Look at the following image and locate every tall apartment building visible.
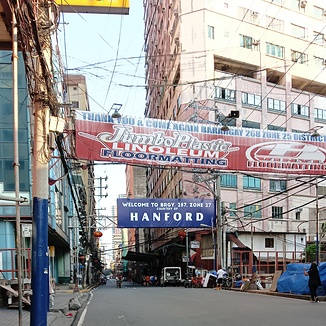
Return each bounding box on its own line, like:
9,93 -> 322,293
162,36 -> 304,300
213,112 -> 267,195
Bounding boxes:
143,0 -> 326,274
64,74 -> 98,285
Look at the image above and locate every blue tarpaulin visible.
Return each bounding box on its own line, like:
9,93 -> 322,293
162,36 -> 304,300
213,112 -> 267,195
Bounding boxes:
277,262 -> 326,294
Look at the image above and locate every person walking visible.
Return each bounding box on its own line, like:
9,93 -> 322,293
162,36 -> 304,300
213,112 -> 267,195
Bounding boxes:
216,266 -> 225,290
304,262 -> 322,303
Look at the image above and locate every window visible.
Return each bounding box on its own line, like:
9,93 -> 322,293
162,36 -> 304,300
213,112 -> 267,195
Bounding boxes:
313,6 -> 325,19
215,87 -> 236,102
268,124 -> 286,132
220,174 -> 237,188
267,98 -> 286,112
238,7 -> 259,23
313,32 -> 325,45
290,0 -> 299,9
240,34 -> 253,49
266,16 -> 284,32
244,204 -> 262,218
229,203 -> 237,217
315,108 -> 326,121
242,92 -> 261,107
208,25 -> 215,39
269,179 -> 287,192
314,56 -> 325,66
266,42 -> 284,58
291,103 -> 309,117
291,24 -> 306,38
265,238 -> 274,248
291,50 -> 308,64
272,206 -> 283,219
242,120 -> 260,129
295,210 -> 301,220
71,101 -> 79,108
243,176 -> 261,190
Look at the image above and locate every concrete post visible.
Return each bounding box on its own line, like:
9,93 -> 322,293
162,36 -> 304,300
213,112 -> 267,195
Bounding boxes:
30,72 -> 50,326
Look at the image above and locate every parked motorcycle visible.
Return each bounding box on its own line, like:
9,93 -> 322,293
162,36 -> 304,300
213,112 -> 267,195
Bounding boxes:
222,273 -> 242,290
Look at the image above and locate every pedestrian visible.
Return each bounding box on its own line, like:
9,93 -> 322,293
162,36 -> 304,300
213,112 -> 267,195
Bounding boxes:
216,266 -> 225,290
304,262 -> 322,303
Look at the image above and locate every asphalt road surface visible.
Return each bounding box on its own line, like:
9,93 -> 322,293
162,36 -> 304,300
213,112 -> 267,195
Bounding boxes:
74,279 -> 325,326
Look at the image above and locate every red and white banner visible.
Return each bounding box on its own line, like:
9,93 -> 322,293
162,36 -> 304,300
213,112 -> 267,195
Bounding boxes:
74,110 -> 326,175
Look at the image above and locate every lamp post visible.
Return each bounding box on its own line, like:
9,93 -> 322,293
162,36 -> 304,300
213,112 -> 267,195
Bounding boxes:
316,180 -> 319,264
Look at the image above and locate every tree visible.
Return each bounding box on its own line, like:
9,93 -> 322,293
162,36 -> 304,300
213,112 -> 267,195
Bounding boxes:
305,244 -> 316,262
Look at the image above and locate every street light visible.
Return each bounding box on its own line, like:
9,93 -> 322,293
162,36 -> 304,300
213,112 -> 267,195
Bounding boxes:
109,103 -> 122,119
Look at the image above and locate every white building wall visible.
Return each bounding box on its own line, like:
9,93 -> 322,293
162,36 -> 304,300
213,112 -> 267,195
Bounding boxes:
144,0 -> 326,261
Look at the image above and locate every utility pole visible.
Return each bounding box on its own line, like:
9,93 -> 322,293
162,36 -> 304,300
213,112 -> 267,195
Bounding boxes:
12,6 -> 24,325
216,174 -> 222,269
30,3 -> 51,325
30,65 -> 50,325
316,180 -> 319,265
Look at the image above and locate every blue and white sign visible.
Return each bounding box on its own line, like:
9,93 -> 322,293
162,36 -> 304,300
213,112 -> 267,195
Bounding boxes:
117,198 -> 216,228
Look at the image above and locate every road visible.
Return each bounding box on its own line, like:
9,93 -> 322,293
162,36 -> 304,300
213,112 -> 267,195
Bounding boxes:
74,279 -> 325,326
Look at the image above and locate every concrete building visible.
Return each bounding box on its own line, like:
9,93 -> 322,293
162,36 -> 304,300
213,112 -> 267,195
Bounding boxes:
143,0 -> 326,275
124,165 -> 149,281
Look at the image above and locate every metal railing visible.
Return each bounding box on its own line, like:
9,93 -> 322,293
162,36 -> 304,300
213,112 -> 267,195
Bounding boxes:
0,248 -> 31,280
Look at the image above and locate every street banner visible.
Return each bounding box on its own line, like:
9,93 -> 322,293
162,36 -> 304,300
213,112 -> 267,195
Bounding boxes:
56,0 -> 129,14
117,198 -> 216,228
74,110 -> 326,175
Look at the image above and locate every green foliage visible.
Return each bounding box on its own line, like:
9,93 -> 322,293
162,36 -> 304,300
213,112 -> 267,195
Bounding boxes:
305,244 -> 316,262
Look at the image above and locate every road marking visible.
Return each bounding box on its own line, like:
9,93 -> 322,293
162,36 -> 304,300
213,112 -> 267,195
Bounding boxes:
77,292 -> 93,326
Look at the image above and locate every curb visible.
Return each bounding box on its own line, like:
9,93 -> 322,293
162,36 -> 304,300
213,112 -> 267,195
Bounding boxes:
233,288 -> 326,301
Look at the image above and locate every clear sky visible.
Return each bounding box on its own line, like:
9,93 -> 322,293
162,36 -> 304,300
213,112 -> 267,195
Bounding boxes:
57,0 -> 145,208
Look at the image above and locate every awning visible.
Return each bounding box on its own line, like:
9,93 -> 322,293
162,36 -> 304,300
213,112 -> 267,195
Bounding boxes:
122,251 -> 160,262
227,233 -> 247,249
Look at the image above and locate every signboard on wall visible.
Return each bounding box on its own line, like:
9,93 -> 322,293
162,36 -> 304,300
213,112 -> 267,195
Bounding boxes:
117,198 -> 216,228
74,110 -> 326,175
56,0 -> 129,14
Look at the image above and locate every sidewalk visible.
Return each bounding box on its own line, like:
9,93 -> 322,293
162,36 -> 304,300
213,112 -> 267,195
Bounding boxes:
232,286 -> 325,302
0,283 -> 94,326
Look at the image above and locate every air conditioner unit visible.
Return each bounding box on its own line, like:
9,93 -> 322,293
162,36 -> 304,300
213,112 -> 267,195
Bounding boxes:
252,11 -> 259,16
300,0 -> 307,8
174,37 -> 180,44
252,39 -> 260,46
174,9 -> 178,16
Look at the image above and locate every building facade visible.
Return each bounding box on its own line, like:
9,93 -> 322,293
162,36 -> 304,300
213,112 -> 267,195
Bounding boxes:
143,0 -> 326,275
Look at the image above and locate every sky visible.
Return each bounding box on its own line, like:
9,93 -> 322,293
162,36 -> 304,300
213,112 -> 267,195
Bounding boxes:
57,0 -> 145,208
57,1 -> 146,253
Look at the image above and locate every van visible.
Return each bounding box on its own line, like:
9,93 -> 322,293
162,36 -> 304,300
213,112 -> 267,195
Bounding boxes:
160,267 -> 182,287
